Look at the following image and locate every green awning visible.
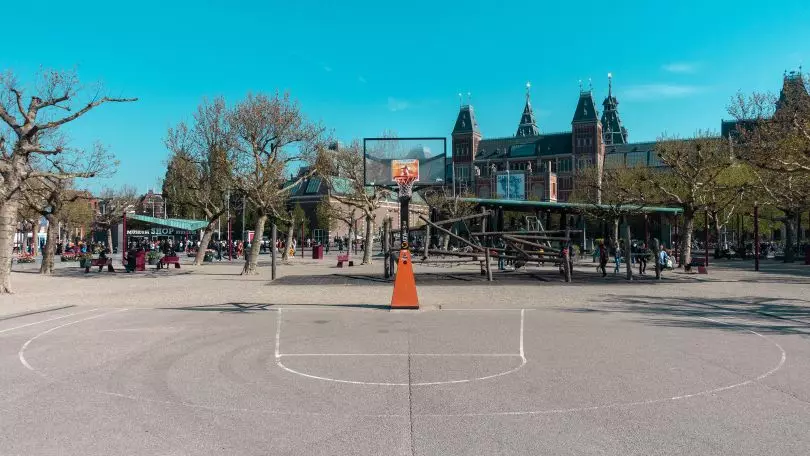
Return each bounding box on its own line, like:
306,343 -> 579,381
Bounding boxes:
126,213 -> 210,231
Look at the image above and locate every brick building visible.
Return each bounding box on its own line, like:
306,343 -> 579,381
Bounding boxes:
451,76 -> 665,202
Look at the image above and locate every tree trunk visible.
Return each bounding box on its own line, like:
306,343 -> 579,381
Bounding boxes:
362,214 -> 374,265
40,216 -> 57,274
612,217 -> 620,248
681,211 -> 695,267
0,199 -> 21,293
21,223 -> 29,255
442,233 -> 450,250
106,227 -> 114,252
711,212 -> 721,258
242,214 -> 267,275
194,225 -> 215,266
282,221 -> 294,261
784,209 -> 796,263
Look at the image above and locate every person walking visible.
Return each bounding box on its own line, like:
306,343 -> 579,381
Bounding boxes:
613,244 -> 622,274
638,242 -> 649,276
655,244 -> 669,280
598,242 -> 608,277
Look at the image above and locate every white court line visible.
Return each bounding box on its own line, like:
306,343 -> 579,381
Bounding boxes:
519,308 -> 525,361
19,309 -> 128,371
279,353 -> 521,357
0,308 -> 100,335
417,315 -> 788,417
274,308 -> 527,386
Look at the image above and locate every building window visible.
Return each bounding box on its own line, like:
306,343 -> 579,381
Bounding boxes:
557,157 -> 572,173
305,178 -> 321,194
455,165 -> 470,182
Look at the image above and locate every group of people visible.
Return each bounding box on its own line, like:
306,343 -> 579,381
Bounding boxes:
596,241 -> 671,279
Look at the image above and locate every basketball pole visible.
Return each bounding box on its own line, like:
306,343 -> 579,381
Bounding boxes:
390,170 -> 419,309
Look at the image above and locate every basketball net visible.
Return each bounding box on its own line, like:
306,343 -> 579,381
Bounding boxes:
393,175 -> 417,199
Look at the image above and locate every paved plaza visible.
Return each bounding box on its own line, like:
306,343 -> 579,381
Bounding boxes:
1,254 -> 810,455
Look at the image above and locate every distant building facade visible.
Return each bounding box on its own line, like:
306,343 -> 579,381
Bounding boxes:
451,72 -> 806,201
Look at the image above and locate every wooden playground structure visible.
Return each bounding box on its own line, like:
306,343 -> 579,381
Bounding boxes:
382,209 -> 580,283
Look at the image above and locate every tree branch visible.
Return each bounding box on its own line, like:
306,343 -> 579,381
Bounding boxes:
38,96 -> 138,131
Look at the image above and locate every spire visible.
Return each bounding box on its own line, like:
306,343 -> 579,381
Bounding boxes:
516,81 -> 540,137
572,80 -> 599,124
452,101 -> 481,137
776,69 -> 810,113
601,72 -> 628,145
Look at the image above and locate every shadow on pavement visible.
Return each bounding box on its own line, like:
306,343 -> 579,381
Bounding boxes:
560,294 -> 810,337
158,302 -> 391,313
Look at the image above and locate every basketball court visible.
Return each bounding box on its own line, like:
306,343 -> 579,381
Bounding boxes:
2,293 -> 810,455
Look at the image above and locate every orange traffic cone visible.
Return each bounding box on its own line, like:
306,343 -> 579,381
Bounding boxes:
391,249 -> 419,309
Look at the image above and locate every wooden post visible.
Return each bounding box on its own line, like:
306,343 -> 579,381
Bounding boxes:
383,218 -> 391,279
388,217 -> 395,278
563,227 -> 572,282
624,217 -> 632,281
754,202 -> 759,272
271,224 -> 277,281
482,207 -> 492,281
423,223 -> 430,259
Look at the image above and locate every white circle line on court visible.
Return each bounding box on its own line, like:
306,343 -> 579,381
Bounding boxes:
14,309 -> 788,419
415,316 -> 788,417
0,308 -> 101,335
18,309 -> 129,371
273,308 -> 528,386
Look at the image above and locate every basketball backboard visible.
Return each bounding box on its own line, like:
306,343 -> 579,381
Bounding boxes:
363,137 -> 447,187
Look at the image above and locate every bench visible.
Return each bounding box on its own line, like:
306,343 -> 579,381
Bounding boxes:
86,258 -> 114,273
336,254 -> 353,268
158,256 -> 181,269
684,259 -> 707,274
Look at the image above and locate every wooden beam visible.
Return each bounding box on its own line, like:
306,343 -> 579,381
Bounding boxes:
418,216 -> 485,252
431,211 -> 491,227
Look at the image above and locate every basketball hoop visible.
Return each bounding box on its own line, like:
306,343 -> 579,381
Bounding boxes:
393,175 -> 417,199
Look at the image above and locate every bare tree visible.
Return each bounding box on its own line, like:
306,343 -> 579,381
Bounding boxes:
572,163 -> 652,246
95,186 -> 139,250
728,75 -> 810,261
422,187 -> 476,249
323,140 -> 391,264
0,69 -> 135,292
20,177 -> 90,274
645,133 -> 735,266
165,98 -> 233,265
228,92 -> 327,275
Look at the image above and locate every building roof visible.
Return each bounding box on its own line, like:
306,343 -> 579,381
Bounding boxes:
572,90 -> 599,124
452,105 -> 481,136
126,214 -> 210,231
459,197 -> 683,214
475,132 -> 573,161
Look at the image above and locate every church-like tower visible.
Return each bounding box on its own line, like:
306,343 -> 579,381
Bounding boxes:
571,81 -> 604,167
451,101 -> 482,190
601,73 -> 628,145
516,82 -> 540,137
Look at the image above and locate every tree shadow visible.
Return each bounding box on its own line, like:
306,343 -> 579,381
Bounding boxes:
560,294 -> 810,337
157,302 -> 392,313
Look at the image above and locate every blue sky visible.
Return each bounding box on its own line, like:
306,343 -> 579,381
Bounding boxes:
3,0 -> 809,193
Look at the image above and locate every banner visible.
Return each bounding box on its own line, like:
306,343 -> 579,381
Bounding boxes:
496,172 -> 525,200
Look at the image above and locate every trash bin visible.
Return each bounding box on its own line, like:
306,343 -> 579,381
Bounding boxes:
312,244 -> 324,260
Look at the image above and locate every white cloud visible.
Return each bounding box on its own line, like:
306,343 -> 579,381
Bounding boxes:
387,97 -> 410,112
622,84 -> 704,101
322,65 -> 333,72
662,62 -> 698,73
358,76 -> 367,83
